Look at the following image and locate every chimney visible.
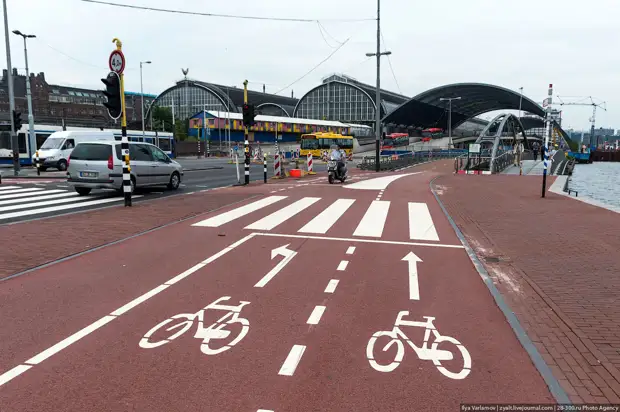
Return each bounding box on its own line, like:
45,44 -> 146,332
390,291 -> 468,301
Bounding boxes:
263,84 -> 265,93
291,90 -> 294,98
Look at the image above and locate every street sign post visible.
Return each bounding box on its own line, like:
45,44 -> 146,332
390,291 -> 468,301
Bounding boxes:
109,49 -> 125,74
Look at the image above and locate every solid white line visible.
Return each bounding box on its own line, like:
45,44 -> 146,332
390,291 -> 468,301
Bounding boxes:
337,260 -> 349,271
254,232 -> 464,249
0,196 -> 141,221
164,263 -> 207,286
0,187 -> 43,197
297,198 -> 355,234
307,305 -> 326,325
324,279 -> 339,293
254,250 -> 297,288
192,196 -> 287,227
353,200 -> 390,238
110,285 -> 170,316
0,193 -> 91,212
0,365 -> 32,386
0,191 -> 76,206
245,197 -> 321,230
278,345 -> 306,376
0,233 -> 257,388
408,202 -> 440,241
26,315 -> 117,365
0,185 -> 20,190
346,246 -> 356,255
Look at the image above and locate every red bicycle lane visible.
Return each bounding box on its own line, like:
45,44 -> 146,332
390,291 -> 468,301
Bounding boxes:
0,235 -> 354,412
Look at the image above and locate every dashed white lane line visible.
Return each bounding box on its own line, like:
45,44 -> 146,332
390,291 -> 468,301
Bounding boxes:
278,345 -> 306,376
324,279 -> 339,293
257,410 -> 274,412
306,305 -> 326,325
346,246 -> 356,255
337,260 -> 349,271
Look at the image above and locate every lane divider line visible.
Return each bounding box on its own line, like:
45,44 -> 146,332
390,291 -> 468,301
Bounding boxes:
337,260 -> 349,271
278,345 -> 306,376
346,246 -> 356,255
306,305 -> 326,325
0,233 -> 257,388
324,279 -> 339,293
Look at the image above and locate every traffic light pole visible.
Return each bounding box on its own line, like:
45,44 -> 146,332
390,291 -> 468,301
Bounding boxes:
114,38 -> 131,207
243,80 -> 250,185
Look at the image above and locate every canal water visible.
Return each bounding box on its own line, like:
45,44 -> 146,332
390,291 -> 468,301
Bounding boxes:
569,162 -> 620,211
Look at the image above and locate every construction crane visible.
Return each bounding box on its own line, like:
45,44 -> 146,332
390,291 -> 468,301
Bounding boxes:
555,96 -> 607,148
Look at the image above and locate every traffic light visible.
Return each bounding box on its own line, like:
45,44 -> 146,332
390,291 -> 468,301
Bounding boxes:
12,110 -> 22,131
101,71 -> 122,119
242,103 -> 256,126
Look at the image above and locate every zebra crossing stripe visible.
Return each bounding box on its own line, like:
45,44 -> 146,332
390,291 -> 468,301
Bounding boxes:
0,194 -> 93,213
298,198 -> 356,234
353,200 -> 390,238
0,185 -> 20,191
408,202 -> 439,241
0,189 -> 50,201
0,188 -> 44,198
192,196 -> 287,227
0,191 -> 76,206
245,197 -> 321,230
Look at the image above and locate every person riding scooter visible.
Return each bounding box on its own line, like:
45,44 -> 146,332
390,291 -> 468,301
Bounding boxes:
330,144 -> 345,176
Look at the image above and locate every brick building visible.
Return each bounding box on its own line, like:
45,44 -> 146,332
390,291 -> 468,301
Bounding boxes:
0,68 -> 155,130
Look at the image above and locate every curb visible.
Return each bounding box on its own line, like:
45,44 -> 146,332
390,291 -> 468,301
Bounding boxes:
429,176 -> 571,405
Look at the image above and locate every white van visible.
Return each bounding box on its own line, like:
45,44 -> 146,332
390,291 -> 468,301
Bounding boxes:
33,130 -> 115,171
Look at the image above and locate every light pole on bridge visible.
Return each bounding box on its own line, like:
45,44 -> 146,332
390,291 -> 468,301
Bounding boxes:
439,96 -> 461,149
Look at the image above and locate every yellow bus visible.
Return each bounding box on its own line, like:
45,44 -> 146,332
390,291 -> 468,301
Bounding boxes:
300,132 -> 354,158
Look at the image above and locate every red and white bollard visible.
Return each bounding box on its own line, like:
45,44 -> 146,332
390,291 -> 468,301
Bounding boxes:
274,153 -> 281,178
307,153 -> 315,175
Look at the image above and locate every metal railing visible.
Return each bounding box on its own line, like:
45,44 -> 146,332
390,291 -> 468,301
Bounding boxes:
359,150 -> 464,171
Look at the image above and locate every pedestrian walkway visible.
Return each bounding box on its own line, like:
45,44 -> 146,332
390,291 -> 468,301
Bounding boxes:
434,174 -> 620,404
502,160 -> 542,175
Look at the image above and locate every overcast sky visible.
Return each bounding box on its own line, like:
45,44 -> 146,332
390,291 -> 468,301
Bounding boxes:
2,0 -> 619,131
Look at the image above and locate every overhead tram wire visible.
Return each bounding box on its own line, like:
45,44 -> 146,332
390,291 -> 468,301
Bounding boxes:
273,38 -> 351,96
79,0 -> 374,23
380,30 -> 402,95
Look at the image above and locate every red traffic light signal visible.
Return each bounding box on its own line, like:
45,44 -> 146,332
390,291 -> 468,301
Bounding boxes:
101,71 -> 122,119
242,103 -> 256,126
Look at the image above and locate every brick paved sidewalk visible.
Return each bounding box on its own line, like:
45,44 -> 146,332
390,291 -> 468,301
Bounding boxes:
434,174 -> 620,403
0,190 -> 257,278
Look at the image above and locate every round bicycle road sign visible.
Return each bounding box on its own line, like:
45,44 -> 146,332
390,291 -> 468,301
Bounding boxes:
109,50 -> 125,74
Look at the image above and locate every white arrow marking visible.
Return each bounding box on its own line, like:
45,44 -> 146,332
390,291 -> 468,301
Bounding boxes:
402,252 -> 423,300
254,244 -> 298,288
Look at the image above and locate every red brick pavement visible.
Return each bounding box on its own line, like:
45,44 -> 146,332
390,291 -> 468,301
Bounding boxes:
434,174 -> 620,403
0,191 -> 257,278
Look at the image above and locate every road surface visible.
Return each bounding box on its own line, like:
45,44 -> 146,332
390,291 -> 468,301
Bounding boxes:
0,169 -> 556,411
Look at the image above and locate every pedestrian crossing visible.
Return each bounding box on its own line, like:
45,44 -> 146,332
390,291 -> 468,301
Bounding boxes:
0,185 -> 141,222
192,195 -> 441,241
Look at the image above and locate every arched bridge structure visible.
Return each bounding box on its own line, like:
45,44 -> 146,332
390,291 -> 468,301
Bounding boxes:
474,113 -> 531,171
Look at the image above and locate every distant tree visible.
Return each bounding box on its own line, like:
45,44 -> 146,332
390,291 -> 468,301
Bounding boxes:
152,106 -> 174,133
174,119 -> 189,141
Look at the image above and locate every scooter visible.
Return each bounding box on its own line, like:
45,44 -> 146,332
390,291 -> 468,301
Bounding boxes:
327,157 -> 348,184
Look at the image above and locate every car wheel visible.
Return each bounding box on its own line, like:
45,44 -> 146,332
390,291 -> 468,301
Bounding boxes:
75,187 -> 92,196
57,160 -> 67,171
167,172 -> 180,190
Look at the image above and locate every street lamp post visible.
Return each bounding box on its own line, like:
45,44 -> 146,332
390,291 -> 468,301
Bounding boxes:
139,60 -> 151,138
3,0 -> 19,175
366,0 -> 391,172
439,96 -> 461,149
12,30 -> 36,159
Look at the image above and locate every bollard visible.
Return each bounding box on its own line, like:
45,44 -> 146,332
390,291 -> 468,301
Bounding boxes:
273,152 -> 281,178
307,153 -> 316,175
35,150 -> 40,176
197,140 -> 201,159
263,153 -> 267,183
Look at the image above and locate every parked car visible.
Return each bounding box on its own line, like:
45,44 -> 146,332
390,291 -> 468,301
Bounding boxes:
67,141 -> 183,196
32,130 -> 115,171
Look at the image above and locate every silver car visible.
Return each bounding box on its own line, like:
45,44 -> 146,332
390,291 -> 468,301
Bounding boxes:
67,141 -> 183,196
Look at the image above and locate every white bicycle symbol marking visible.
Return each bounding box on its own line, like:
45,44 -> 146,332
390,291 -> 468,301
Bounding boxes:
139,296 -> 250,355
367,311 -> 472,380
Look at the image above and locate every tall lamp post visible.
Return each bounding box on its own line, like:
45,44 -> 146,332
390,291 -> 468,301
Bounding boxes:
439,96 -> 461,149
3,0 -> 19,175
366,0 -> 391,172
12,30 -> 36,157
139,60 -> 151,138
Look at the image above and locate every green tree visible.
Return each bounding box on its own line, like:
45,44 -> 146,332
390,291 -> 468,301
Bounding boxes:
151,106 -> 174,133
174,119 -> 189,141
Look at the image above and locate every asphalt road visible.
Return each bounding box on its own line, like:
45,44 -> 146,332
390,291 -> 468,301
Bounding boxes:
0,169 -> 557,411
0,159 -> 328,225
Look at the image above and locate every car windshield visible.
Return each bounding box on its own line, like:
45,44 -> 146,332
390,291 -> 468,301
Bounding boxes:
40,138 -> 64,150
69,143 -> 112,161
